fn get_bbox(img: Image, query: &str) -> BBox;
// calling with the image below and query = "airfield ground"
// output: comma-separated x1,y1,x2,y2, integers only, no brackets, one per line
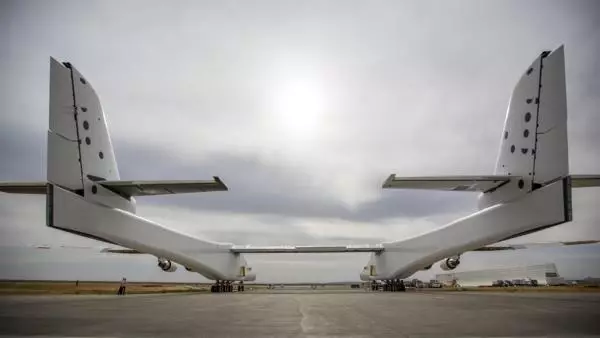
1,280,599,295
0,287,599,337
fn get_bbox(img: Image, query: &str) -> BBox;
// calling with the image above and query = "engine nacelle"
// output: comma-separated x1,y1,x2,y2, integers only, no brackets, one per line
157,258,177,272
439,256,460,271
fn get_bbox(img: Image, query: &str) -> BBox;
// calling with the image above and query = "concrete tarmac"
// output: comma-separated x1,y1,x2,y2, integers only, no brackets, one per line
1,290,599,337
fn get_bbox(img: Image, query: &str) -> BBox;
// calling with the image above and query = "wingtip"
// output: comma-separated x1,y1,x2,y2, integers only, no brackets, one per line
382,174,396,189
213,176,229,191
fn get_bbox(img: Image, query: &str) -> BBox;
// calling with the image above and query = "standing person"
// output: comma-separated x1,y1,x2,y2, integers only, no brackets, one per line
121,278,127,295
117,277,127,295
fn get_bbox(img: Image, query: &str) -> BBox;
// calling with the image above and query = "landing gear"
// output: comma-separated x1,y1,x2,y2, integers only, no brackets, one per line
210,280,245,293
377,279,406,292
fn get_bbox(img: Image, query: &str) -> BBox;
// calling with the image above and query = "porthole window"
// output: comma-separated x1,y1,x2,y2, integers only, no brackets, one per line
83,121,89,130
526,98,532,104
81,107,88,112
504,131,508,139
85,137,91,145
526,68,533,75
518,179,524,189
521,148,528,154
510,145,515,153
91,185,97,194
525,112,532,122
99,151,104,159
523,129,529,138
80,77,86,84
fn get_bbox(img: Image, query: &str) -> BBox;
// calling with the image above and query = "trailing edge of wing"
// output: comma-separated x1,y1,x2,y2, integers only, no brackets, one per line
99,176,228,197
0,181,47,194
474,240,600,251
382,174,514,192
231,245,385,254
571,175,600,188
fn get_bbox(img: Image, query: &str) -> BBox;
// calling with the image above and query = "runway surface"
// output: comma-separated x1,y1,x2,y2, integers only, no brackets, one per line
1,290,599,337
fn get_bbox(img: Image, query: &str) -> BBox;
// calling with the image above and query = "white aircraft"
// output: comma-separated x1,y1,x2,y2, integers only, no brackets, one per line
1,45,599,291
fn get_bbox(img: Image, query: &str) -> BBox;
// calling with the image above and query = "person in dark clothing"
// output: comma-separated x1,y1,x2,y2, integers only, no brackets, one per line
117,277,127,295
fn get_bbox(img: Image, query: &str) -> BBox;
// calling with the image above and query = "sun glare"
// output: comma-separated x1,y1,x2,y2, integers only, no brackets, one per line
270,76,327,140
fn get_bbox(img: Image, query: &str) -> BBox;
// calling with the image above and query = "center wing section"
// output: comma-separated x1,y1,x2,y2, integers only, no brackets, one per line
382,175,514,192
231,245,385,254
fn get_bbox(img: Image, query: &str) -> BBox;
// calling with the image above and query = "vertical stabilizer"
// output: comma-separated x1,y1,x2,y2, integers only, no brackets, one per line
47,58,134,212
481,46,569,208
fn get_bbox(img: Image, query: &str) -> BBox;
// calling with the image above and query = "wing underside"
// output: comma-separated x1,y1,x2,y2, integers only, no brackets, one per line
26,239,600,256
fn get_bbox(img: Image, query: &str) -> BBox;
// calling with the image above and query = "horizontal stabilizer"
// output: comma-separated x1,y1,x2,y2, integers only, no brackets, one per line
382,175,513,192
99,176,228,197
571,175,600,188
231,245,384,254
0,181,46,194
474,240,600,251
1,178,228,197
100,248,143,254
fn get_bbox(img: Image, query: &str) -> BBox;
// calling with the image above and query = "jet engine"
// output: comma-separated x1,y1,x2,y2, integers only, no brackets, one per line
439,256,460,271
157,258,177,272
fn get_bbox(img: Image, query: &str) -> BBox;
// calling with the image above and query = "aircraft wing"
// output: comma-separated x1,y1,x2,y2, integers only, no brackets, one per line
99,176,228,197
382,175,513,192
230,245,385,253
473,240,600,251
571,175,600,188
0,181,47,194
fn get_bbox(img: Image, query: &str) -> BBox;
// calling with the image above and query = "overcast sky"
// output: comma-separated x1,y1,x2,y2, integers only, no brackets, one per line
1,0,599,283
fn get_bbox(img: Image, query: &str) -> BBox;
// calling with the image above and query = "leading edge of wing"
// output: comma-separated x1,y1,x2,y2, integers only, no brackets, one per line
382,174,514,192
99,176,228,197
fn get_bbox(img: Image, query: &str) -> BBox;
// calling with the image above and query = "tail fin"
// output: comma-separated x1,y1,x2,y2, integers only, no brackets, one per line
48,58,134,212
494,46,568,187
482,46,569,207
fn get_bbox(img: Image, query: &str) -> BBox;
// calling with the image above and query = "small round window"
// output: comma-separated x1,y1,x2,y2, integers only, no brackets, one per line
80,77,87,84
510,145,515,153
99,151,104,159
523,129,529,138
83,121,89,130
525,112,532,122
91,185,97,194
81,107,88,112
85,137,91,145
504,131,508,139
518,179,524,189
